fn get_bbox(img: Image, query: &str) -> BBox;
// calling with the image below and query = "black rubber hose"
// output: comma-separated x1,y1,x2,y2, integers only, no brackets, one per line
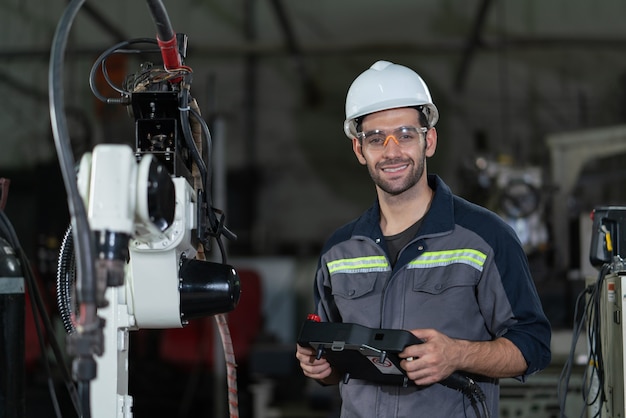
49,0,98,314
145,0,175,41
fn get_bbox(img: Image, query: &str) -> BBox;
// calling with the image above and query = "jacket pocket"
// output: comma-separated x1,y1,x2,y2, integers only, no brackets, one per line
331,272,378,299
330,272,381,324
412,268,479,294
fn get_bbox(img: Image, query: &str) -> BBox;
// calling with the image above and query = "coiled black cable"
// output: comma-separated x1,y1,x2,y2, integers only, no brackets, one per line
56,224,76,334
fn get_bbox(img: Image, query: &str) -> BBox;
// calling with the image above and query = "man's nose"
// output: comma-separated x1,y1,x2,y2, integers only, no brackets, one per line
383,135,400,147
382,135,402,155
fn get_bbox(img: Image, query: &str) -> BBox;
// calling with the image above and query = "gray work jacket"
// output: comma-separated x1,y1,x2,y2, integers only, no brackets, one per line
313,174,551,418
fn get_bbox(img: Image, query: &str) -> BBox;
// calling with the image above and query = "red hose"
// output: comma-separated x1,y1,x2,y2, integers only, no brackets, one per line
215,313,239,418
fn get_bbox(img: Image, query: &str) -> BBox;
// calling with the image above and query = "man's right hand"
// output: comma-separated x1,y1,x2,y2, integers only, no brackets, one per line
295,343,340,384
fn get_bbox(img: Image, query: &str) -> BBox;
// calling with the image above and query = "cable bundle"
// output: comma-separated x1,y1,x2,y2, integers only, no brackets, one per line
558,263,612,418
0,208,83,418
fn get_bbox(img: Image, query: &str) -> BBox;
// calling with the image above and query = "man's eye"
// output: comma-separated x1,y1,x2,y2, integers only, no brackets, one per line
368,136,385,144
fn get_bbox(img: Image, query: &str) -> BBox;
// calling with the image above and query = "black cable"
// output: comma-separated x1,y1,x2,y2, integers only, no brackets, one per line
558,264,611,418
0,211,82,417
88,38,160,103
557,282,592,417
579,281,600,418
145,0,175,41
79,382,91,418
467,380,490,418
50,0,97,309
178,84,214,238
178,83,208,187
585,267,607,415
188,106,237,243
442,374,489,418
471,382,490,418
480,400,490,418
467,396,481,418
50,1,101,416
179,84,236,257
0,214,62,418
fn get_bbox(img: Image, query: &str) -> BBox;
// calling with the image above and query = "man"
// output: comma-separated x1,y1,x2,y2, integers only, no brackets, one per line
295,60,551,417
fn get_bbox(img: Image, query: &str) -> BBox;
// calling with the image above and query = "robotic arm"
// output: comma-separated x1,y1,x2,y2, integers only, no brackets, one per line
74,145,239,328
66,144,239,417
50,1,241,417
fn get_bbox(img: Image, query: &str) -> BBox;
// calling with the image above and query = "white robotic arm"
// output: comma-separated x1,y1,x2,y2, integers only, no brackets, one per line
50,3,240,417
71,144,239,417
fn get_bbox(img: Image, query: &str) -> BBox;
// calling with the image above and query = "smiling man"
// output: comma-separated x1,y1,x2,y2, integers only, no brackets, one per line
295,61,552,418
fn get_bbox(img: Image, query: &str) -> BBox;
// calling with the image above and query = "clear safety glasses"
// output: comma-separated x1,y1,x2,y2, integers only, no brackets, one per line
357,126,428,151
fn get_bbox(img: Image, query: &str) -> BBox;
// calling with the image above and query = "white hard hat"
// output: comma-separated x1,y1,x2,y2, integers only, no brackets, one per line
343,60,439,139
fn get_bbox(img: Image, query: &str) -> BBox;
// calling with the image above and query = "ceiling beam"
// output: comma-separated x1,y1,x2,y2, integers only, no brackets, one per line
4,36,626,61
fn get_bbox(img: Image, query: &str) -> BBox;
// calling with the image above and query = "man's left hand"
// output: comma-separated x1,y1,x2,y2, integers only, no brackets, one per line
398,328,460,386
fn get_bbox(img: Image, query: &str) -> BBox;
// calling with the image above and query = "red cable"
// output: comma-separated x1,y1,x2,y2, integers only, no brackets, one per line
156,35,181,71
215,313,239,418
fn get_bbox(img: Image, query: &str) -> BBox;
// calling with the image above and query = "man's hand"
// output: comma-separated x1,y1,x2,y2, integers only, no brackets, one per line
398,328,460,386
295,344,340,384
399,328,528,386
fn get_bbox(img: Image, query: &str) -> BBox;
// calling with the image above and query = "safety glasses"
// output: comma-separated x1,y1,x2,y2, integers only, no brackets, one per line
357,126,427,150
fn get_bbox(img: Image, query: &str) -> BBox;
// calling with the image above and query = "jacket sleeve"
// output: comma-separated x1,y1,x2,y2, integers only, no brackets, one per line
484,227,552,377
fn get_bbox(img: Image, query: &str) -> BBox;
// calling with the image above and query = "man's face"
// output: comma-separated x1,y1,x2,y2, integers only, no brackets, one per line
352,107,437,196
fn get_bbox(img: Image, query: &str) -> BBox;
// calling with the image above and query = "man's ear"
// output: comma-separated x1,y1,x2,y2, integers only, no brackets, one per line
352,137,367,165
425,128,437,158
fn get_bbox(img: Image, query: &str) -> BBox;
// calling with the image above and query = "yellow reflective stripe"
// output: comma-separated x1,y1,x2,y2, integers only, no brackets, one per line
327,256,390,274
408,249,487,271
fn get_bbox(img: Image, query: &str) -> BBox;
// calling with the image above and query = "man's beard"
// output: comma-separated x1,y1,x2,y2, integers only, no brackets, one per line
367,155,426,196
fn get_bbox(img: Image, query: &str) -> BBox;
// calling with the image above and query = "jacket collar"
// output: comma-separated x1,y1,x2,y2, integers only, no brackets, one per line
352,174,456,239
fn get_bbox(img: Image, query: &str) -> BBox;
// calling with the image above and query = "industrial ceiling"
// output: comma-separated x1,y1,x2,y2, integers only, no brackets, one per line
2,0,626,257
